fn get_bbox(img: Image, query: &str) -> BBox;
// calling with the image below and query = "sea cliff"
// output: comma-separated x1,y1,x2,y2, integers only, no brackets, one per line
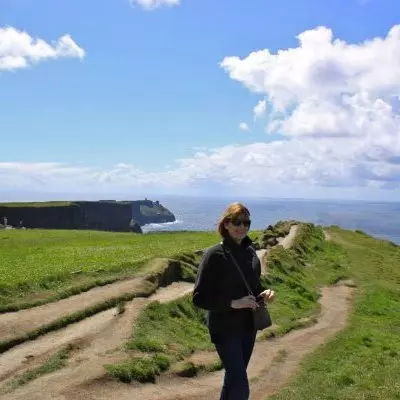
0,199,175,232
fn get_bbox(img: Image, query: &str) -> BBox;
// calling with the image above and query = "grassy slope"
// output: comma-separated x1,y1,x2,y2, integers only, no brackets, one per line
270,227,400,400
0,230,220,309
106,223,350,383
0,202,73,207
3,223,399,396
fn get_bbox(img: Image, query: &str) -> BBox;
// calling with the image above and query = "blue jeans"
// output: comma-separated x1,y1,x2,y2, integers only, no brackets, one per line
213,330,257,400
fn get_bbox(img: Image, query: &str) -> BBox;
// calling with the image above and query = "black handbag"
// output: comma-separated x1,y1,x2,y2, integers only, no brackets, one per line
224,247,272,331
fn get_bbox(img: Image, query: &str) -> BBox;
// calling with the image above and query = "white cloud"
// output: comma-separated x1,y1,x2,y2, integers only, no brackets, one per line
239,122,251,132
2,135,400,198
0,26,85,71
253,99,267,120
130,0,180,10
2,25,400,200
219,24,400,190
221,25,400,111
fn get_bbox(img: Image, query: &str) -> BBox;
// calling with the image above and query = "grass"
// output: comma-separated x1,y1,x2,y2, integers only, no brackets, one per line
105,354,171,384
273,349,288,363
0,230,261,353
0,229,220,310
257,223,348,337
0,201,74,207
254,220,298,248
105,295,213,383
269,227,400,400
0,285,155,354
112,223,399,395
104,249,220,383
0,253,207,353
2,346,72,393
105,222,344,383
4,221,399,397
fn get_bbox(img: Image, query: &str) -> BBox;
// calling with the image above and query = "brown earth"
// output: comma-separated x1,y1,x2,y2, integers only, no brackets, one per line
323,230,332,241
0,277,152,344
1,226,298,347
1,282,352,400
0,225,354,400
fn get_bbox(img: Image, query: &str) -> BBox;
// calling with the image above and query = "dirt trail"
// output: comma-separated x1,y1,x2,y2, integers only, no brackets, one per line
250,284,351,400
0,277,150,343
324,230,332,241
0,226,355,400
1,226,298,347
278,225,298,249
2,282,352,400
0,282,194,386
150,282,193,303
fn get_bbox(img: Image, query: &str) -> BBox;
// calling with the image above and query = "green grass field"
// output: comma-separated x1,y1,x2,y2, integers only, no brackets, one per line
1,222,399,398
269,228,400,400
0,229,221,309
0,201,73,207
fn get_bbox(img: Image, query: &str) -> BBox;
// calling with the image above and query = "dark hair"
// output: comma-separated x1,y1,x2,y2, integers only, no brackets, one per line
217,202,250,238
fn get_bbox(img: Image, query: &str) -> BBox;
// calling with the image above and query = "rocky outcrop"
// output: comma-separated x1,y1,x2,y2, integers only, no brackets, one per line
129,219,142,234
256,220,298,249
0,199,175,233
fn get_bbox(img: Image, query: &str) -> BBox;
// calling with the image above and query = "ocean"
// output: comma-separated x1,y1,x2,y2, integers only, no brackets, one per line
141,196,400,245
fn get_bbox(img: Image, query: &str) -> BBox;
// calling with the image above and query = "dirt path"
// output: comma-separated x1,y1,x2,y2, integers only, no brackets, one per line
1,226,298,347
2,282,352,400
0,282,194,386
324,229,332,241
278,225,298,249
0,277,151,343
0,226,306,399
250,284,351,400
256,248,268,272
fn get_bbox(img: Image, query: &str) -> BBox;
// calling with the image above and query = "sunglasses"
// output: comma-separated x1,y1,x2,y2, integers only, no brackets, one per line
229,218,251,228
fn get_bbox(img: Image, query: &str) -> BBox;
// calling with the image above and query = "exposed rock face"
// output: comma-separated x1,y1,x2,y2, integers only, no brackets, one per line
260,229,279,248
129,218,142,234
0,200,175,233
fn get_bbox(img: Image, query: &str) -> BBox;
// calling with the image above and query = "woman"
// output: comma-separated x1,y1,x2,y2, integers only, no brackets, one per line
192,202,275,400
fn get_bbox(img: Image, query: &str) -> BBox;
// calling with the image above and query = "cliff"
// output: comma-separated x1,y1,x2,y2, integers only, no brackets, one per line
0,199,175,232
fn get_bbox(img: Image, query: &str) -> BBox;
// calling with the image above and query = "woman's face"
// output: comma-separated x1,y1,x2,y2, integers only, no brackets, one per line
224,214,251,243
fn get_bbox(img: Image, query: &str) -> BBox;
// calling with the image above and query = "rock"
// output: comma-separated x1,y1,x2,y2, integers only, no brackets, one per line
129,219,142,234
265,237,278,246
260,229,278,248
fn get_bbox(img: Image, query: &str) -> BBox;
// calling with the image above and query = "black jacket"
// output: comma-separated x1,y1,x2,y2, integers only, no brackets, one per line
192,235,263,336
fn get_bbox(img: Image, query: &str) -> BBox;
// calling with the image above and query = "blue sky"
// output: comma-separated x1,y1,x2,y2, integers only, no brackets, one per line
1,0,400,200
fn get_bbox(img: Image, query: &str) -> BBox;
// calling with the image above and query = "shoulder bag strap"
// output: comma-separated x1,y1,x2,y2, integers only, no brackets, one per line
221,243,254,297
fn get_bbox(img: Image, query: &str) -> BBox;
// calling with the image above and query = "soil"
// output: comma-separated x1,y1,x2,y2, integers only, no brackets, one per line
0,225,354,400
0,278,151,343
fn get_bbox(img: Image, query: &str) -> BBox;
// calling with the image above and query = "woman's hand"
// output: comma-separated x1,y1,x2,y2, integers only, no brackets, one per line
259,289,275,303
231,295,258,310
